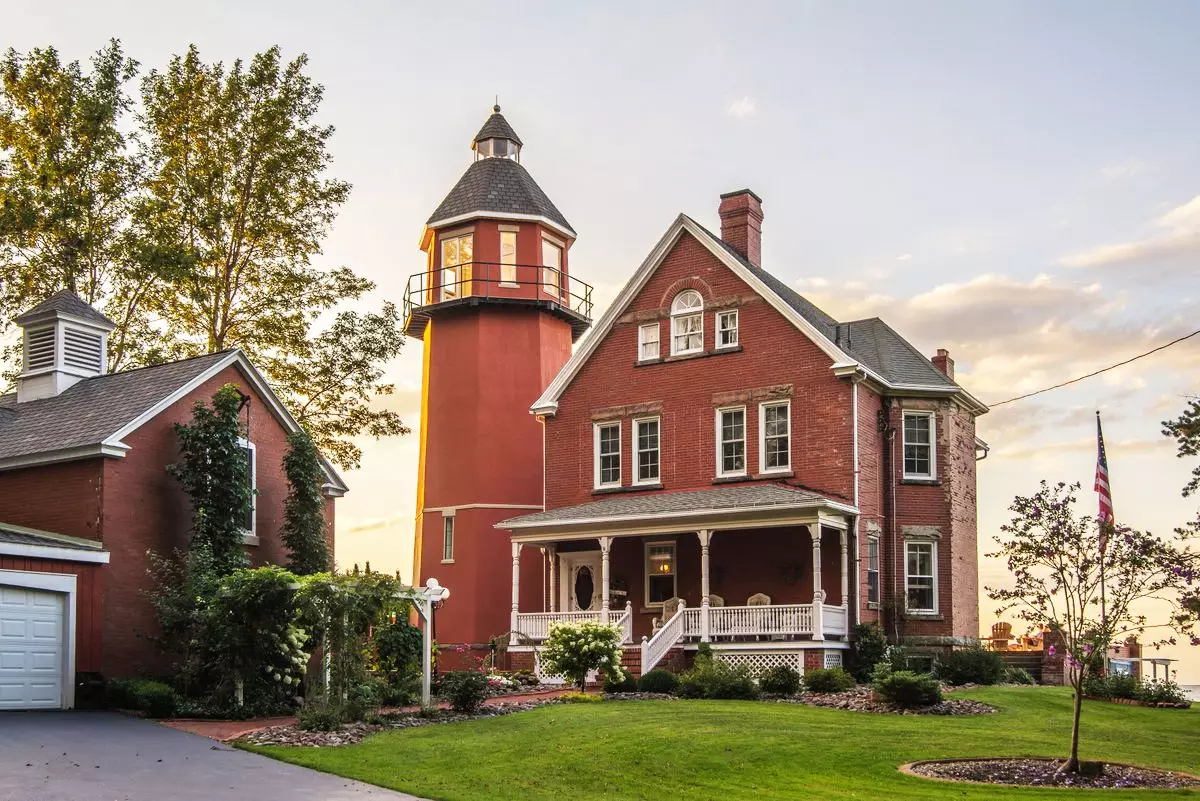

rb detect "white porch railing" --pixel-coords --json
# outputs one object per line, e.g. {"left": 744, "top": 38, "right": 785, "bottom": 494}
{"left": 684, "top": 604, "right": 817, "bottom": 639}
{"left": 822, "top": 604, "right": 848, "bottom": 637}
{"left": 514, "top": 603, "right": 634, "bottom": 643}
{"left": 641, "top": 601, "right": 687, "bottom": 672}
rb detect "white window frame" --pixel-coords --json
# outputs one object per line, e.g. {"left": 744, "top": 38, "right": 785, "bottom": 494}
{"left": 715, "top": 405, "right": 748, "bottom": 478}
{"left": 239, "top": 438, "right": 258, "bottom": 545}
{"left": 904, "top": 540, "right": 938, "bottom": 614}
{"left": 638, "top": 323, "right": 660, "bottom": 362}
{"left": 716, "top": 309, "right": 739, "bottom": 350}
{"left": 902, "top": 411, "right": 936, "bottom": 480}
{"left": 643, "top": 539, "right": 677, "bottom": 608}
{"left": 441, "top": 513, "right": 455, "bottom": 563}
{"left": 440, "top": 232, "right": 473, "bottom": 301}
{"left": 499, "top": 229, "right": 518, "bottom": 285}
{"left": 541, "top": 237, "right": 563, "bottom": 298}
{"left": 670, "top": 290, "right": 704, "bottom": 356}
{"left": 633, "top": 416, "right": 661, "bottom": 486}
{"left": 867, "top": 535, "right": 880, "bottom": 605}
{"left": 593, "top": 421, "right": 622, "bottom": 489}
{"left": 758, "top": 400, "right": 791, "bottom": 474}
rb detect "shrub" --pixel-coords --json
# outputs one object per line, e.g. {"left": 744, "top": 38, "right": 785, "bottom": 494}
{"left": 559, "top": 691, "right": 603, "bottom": 703}
{"left": 1137, "top": 679, "right": 1189, "bottom": 705}
{"left": 1003, "top": 665, "right": 1037, "bottom": 685}
{"left": 603, "top": 672, "right": 638, "bottom": 693}
{"left": 849, "top": 624, "right": 889, "bottom": 682}
{"left": 678, "top": 658, "right": 759, "bottom": 700}
{"left": 871, "top": 667, "right": 942, "bottom": 708}
{"left": 298, "top": 703, "right": 340, "bottom": 732}
{"left": 1083, "top": 671, "right": 1140, "bottom": 700}
{"left": 106, "top": 678, "right": 178, "bottom": 718}
{"left": 538, "top": 621, "right": 625, "bottom": 691}
{"left": 802, "top": 667, "right": 855, "bottom": 694}
{"left": 933, "top": 645, "right": 1006, "bottom": 686}
{"left": 439, "top": 671, "right": 489, "bottom": 714}
{"left": 512, "top": 669, "right": 539, "bottom": 687}
{"left": 759, "top": 665, "right": 802, "bottom": 696}
{"left": 636, "top": 669, "right": 680, "bottom": 695}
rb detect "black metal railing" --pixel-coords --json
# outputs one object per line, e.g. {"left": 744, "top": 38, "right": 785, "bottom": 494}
{"left": 402, "top": 262, "right": 594, "bottom": 325}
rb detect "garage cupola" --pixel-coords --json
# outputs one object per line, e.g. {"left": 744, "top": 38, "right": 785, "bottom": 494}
{"left": 14, "top": 291, "right": 116, "bottom": 403}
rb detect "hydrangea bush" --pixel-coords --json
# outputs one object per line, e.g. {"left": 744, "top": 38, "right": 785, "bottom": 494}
{"left": 538, "top": 620, "right": 625, "bottom": 692}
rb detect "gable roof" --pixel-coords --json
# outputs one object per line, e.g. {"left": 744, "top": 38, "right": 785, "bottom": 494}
{"left": 531, "top": 214, "right": 985, "bottom": 416}
{"left": 0, "top": 350, "right": 349, "bottom": 494}
{"left": 15, "top": 289, "right": 116, "bottom": 330}
{"left": 426, "top": 156, "right": 575, "bottom": 238}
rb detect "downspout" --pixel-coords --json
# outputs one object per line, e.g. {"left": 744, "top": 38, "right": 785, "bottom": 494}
{"left": 851, "top": 380, "right": 861, "bottom": 628}
{"left": 880, "top": 397, "right": 900, "bottom": 642}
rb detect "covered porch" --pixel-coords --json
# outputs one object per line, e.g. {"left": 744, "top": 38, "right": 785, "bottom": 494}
{"left": 499, "top": 484, "right": 857, "bottom": 673}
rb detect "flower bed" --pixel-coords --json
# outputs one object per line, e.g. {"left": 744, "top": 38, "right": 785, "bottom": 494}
{"left": 1084, "top": 695, "right": 1191, "bottom": 709}
{"left": 904, "top": 758, "right": 1200, "bottom": 789}
{"left": 780, "top": 685, "right": 995, "bottom": 716}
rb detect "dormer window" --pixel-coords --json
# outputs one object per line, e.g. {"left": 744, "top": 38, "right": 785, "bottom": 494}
{"left": 474, "top": 137, "right": 520, "bottom": 161}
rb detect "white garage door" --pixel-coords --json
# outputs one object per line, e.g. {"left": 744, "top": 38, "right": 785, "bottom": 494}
{"left": 0, "top": 586, "right": 64, "bottom": 709}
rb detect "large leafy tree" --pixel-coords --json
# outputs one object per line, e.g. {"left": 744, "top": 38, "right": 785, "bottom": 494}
{"left": 0, "top": 42, "right": 405, "bottom": 469}
{"left": 986, "top": 481, "right": 1198, "bottom": 774}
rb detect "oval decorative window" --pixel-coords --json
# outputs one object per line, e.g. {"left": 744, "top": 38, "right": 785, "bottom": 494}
{"left": 574, "top": 565, "right": 595, "bottom": 611}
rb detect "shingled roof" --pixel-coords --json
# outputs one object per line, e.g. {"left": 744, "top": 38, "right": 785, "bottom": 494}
{"left": 15, "top": 290, "right": 116, "bottom": 329}
{"left": 472, "top": 106, "right": 523, "bottom": 147}
{"left": 427, "top": 156, "right": 575, "bottom": 235}
{"left": 0, "top": 522, "right": 107, "bottom": 553}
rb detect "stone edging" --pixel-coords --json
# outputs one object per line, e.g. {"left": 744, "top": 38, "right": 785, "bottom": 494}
{"left": 1083, "top": 695, "right": 1192, "bottom": 709}
{"left": 898, "top": 758, "right": 1200, "bottom": 788}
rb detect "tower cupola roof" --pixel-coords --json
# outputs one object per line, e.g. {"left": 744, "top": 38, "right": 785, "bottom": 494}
{"left": 472, "top": 104, "right": 523, "bottom": 149}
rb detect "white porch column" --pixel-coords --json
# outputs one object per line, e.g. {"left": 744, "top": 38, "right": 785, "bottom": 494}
{"left": 546, "top": 545, "right": 557, "bottom": 613}
{"left": 839, "top": 529, "right": 849, "bottom": 614}
{"left": 599, "top": 536, "right": 612, "bottom": 624}
{"left": 698, "top": 529, "right": 713, "bottom": 643}
{"left": 509, "top": 542, "right": 523, "bottom": 645}
{"left": 811, "top": 527, "right": 825, "bottom": 641}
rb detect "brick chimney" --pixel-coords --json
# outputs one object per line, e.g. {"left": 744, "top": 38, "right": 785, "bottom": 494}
{"left": 932, "top": 348, "right": 954, "bottom": 380}
{"left": 718, "top": 189, "right": 763, "bottom": 267}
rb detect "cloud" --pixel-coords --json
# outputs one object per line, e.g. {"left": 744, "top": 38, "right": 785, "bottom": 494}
{"left": 1059, "top": 195, "right": 1200, "bottom": 272}
{"left": 1099, "top": 159, "right": 1151, "bottom": 182}
{"left": 726, "top": 97, "right": 756, "bottom": 118}
{"left": 994, "top": 436, "right": 1171, "bottom": 461}
{"left": 896, "top": 253, "right": 912, "bottom": 262}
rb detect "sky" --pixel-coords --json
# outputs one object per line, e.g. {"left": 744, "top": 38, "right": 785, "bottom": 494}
{"left": 7, "top": 1, "right": 1200, "bottom": 681}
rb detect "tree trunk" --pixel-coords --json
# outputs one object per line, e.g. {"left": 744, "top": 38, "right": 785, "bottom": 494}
{"left": 1059, "top": 678, "right": 1084, "bottom": 774}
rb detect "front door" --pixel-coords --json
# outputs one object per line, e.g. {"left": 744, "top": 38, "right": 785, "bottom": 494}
{"left": 559, "top": 551, "right": 602, "bottom": 612}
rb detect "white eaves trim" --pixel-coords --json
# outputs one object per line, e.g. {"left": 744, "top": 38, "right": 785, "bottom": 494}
{"left": 0, "top": 541, "right": 110, "bottom": 564}
{"left": 497, "top": 496, "right": 860, "bottom": 531}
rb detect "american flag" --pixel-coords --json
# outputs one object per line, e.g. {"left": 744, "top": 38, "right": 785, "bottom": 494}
{"left": 1095, "top": 412, "right": 1114, "bottom": 552}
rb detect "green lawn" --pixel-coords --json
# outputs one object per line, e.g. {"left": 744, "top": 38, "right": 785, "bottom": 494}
{"left": 245, "top": 688, "right": 1199, "bottom": 800}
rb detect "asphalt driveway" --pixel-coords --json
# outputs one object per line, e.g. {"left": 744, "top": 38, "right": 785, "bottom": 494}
{"left": 0, "top": 711, "right": 425, "bottom": 801}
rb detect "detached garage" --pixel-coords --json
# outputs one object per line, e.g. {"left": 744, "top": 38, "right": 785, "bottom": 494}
{"left": 0, "top": 524, "right": 108, "bottom": 710}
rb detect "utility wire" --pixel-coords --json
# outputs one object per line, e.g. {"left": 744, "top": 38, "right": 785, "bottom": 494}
{"left": 988, "top": 328, "right": 1200, "bottom": 407}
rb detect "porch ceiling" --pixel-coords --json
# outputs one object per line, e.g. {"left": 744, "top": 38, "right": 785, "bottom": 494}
{"left": 497, "top": 483, "right": 856, "bottom": 542}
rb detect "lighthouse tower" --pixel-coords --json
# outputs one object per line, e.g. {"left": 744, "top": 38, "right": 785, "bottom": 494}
{"left": 404, "top": 106, "right": 592, "bottom": 666}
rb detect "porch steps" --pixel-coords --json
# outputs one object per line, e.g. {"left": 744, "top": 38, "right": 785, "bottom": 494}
{"left": 998, "top": 652, "right": 1043, "bottom": 684}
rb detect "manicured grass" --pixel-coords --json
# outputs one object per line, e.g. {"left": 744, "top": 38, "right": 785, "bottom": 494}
{"left": 245, "top": 688, "right": 1199, "bottom": 800}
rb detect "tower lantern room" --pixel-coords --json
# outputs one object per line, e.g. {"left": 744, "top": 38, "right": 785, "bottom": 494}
{"left": 404, "top": 105, "right": 593, "bottom": 666}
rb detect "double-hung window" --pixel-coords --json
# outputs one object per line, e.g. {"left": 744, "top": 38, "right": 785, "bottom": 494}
{"left": 440, "top": 233, "right": 472, "bottom": 300}
{"left": 717, "top": 309, "right": 739, "bottom": 349}
{"left": 716, "top": 407, "right": 747, "bottom": 477}
{"left": 759, "top": 400, "right": 790, "bottom": 473}
{"left": 867, "top": 536, "right": 880, "bottom": 604}
{"left": 903, "top": 411, "right": 935, "bottom": 479}
{"left": 638, "top": 323, "right": 660, "bottom": 361}
{"left": 634, "top": 417, "right": 660, "bottom": 485}
{"left": 542, "top": 238, "right": 562, "bottom": 297}
{"left": 500, "top": 229, "right": 517, "bottom": 284}
{"left": 594, "top": 421, "right": 621, "bottom": 488}
{"left": 442, "top": 515, "right": 455, "bottom": 562}
{"left": 905, "top": 541, "right": 937, "bottom": 613}
{"left": 670, "top": 290, "right": 703, "bottom": 355}
{"left": 645, "top": 541, "right": 676, "bottom": 605}
{"left": 239, "top": 439, "right": 257, "bottom": 541}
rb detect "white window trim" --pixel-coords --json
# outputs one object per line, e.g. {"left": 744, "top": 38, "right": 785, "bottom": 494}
{"left": 866, "top": 535, "right": 880, "bottom": 605}
{"left": 0, "top": 568, "right": 77, "bottom": 709}
{"left": 716, "top": 309, "right": 739, "bottom": 350}
{"left": 541, "top": 237, "right": 562, "bottom": 298}
{"left": 499, "top": 230, "right": 518, "bottom": 287}
{"left": 633, "top": 416, "right": 661, "bottom": 486}
{"left": 670, "top": 291, "right": 704, "bottom": 356}
{"left": 239, "top": 438, "right": 258, "bottom": 545}
{"left": 643, "top": 539, "right": 677, "bottom": 609}
{"left": 715, "top": 405, "right": 748, "bottom": 478}
{"left": 902, "top": 410, "right": 937, "bottom": 480}
{"left": 758, "top": 400, "right": 791, "bottom": 474}
{"left": 637, "top": 323, "right": 660, "bottom": 362}
{"left": 441, "top": 512, "right": 455, "bottom": 564}
{"left": 593, "top": 421, "right": 622, "bottom": 489}
{"left": 903, "top": 540, "right": 939, "bottom": 615}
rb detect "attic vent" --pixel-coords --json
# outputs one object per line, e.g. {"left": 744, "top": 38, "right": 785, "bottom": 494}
{"left": 63, "top": 327, "right": 103, "bottom": 372}
{"left": 25, "top": 327, "right": 55, "bottom": 371}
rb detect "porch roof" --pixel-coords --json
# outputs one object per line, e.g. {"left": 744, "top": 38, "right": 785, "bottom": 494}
{"left": 498, "top": 483, "right": 856, "bottom": 538}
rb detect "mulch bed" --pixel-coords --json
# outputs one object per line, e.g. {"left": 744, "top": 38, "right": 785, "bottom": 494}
{"left": 905, "top": 758, "right": 1200, "bottom": 789}
{"left": 774, "top": 685, "right": 996, "bottom": 716}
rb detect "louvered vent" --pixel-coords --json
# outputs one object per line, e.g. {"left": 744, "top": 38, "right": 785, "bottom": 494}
{"left": 24, "top": 327, "right": 56, "bottom": 371}
{"left": 63, "top": 327, "right": 103, "bottom": 372}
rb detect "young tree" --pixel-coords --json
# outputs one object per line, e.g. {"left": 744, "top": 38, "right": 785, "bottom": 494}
{"left": 538, "top": 620, "right": 626, "bottom": 692}
{"left": 281, "top": 429, "right": 332, "bottom": 575}
{"left": 986, "top": 481, "right": 1198, "bottom": 774}
{"left": 168, "top": 383, "right": 253, "bottom": 575}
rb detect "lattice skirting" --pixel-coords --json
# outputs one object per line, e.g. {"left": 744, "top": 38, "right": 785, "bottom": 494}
{"left": 716, "top": 650, "right": 804, "bottom": 677}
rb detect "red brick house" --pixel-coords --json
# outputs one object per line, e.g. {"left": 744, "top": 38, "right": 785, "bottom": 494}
{"left": 0, "top": 292, "right": 347, "bottom": 709}
{"left": 498, "top": 191, "right": 989, "bottom": 677}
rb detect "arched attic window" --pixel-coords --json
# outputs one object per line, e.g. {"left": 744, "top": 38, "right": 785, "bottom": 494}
{"left": 670, "top": 290, "right": 704, "bottom": 355}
